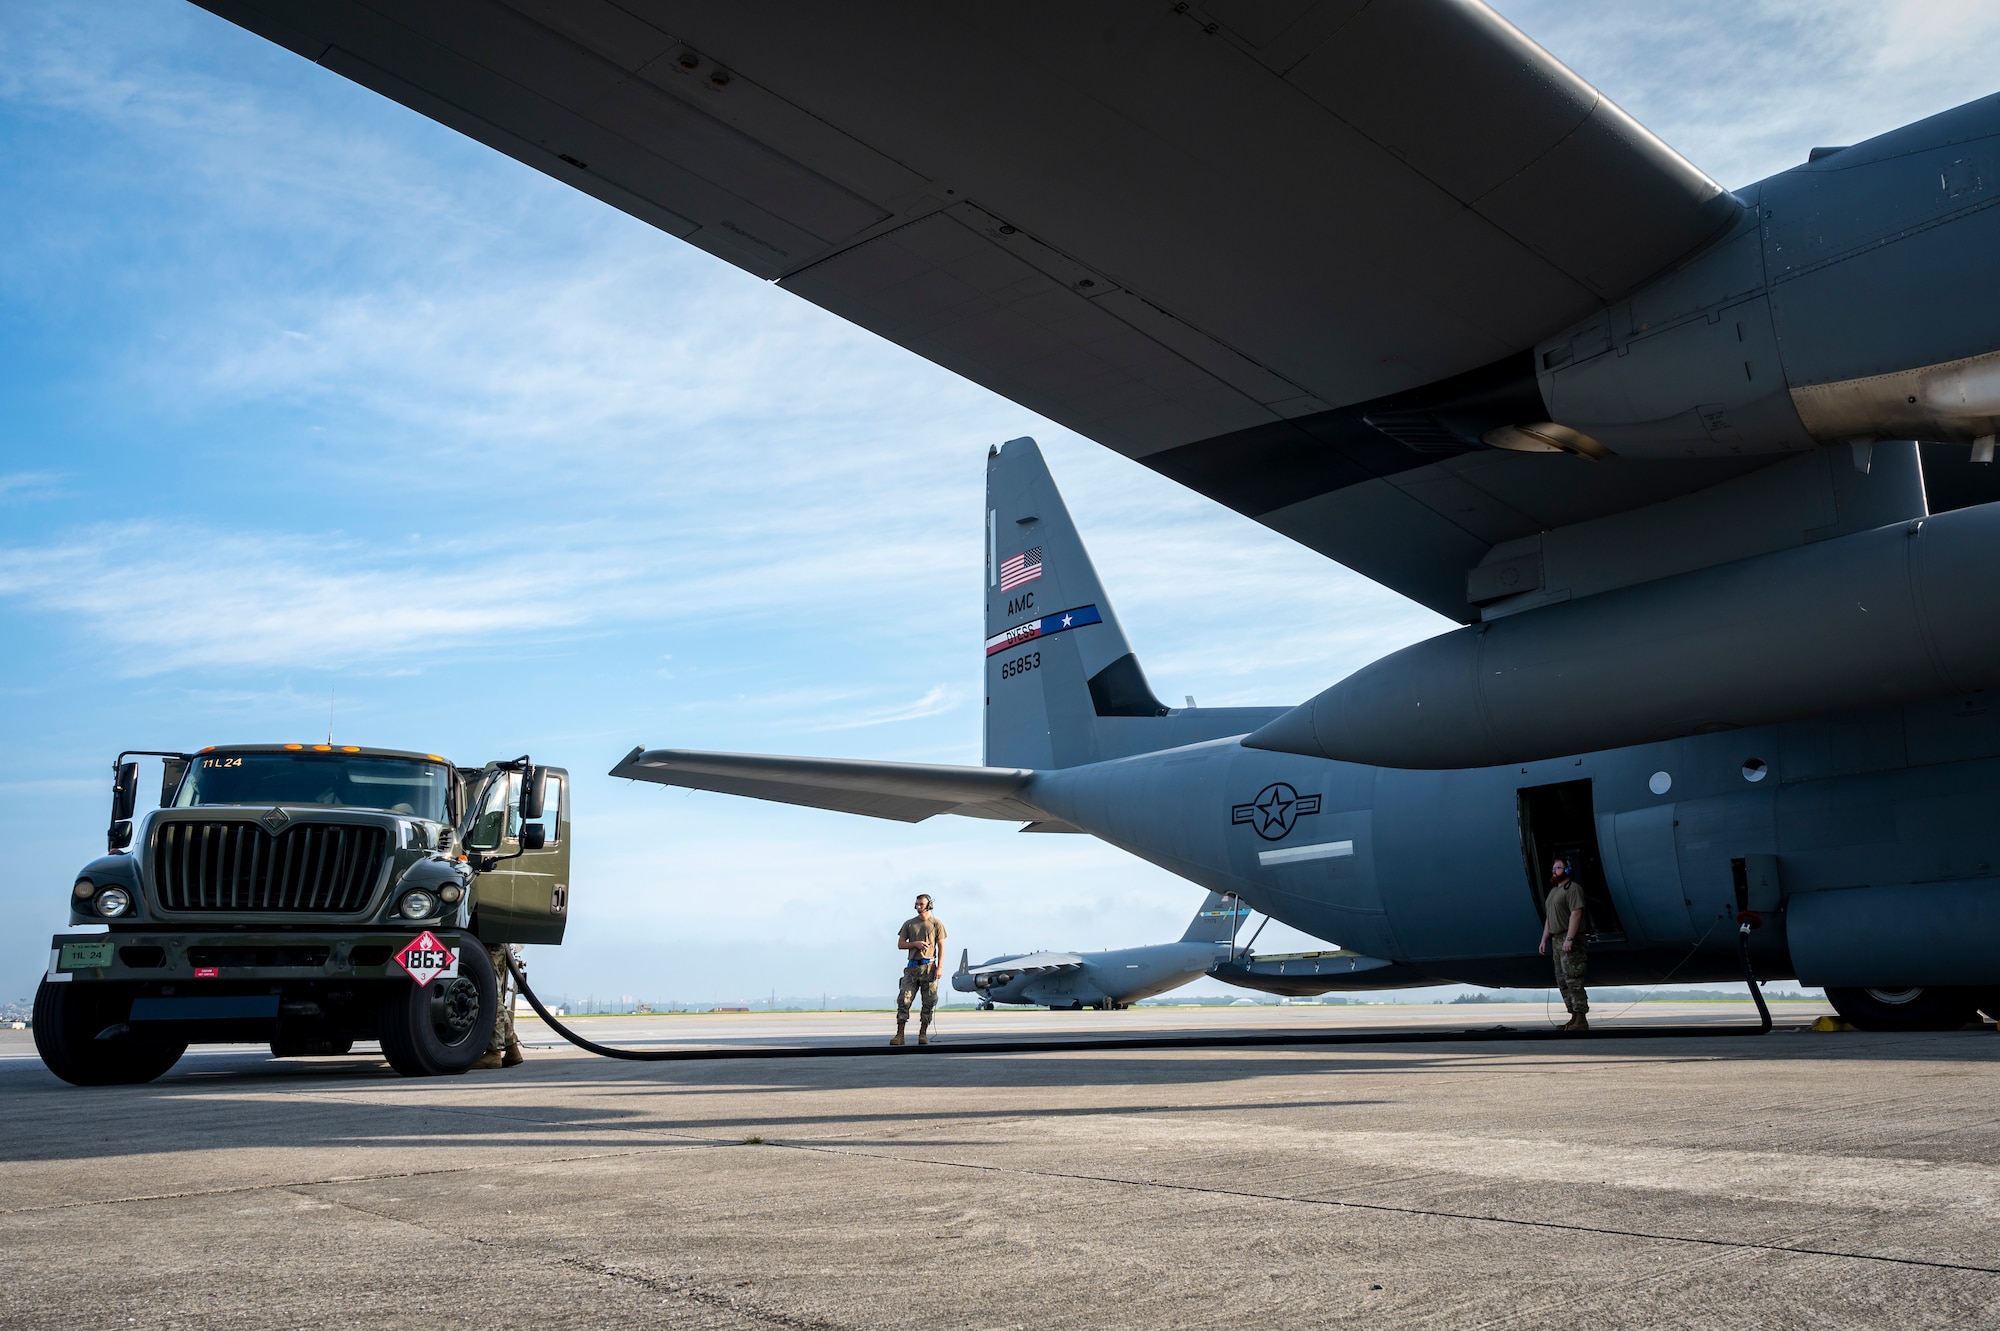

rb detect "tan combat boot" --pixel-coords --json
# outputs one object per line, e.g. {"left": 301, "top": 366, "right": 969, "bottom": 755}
{"left": 474, "top": 1048, "right": 505, "bottom": 1070}
{"left": 889, "top": 1020, "right": 906, "bottom": 1047}
{"left": 1563, "top": 1013, "right": 1589, "bottom": 1032}
{"left": 502, "top": 1036, "right": 525, "bottom": 1067}
{"left": 918, "top": 1016, "right": 932, "bottom": 1045}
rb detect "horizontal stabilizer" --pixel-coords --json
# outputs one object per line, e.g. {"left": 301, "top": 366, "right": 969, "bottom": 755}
{"left": 611, "top": 747, "right": 1039, "bottom": 824}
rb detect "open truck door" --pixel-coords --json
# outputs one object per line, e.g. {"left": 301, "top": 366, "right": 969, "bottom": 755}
{"left": 462, "top": 762, "right": 571, "bottom": 946}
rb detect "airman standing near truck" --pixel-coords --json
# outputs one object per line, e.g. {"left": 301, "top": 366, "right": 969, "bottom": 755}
{"left": 893, "top": 894, "right": 947, "bottom": 1046}
{"left": 477, "top": 943, "right": 526, "bottom": 1069}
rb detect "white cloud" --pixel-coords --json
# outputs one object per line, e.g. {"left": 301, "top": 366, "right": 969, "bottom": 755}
{"left": 1495, "top": 0, "right": 2000, "bottom": 189}
{"left": 0, "top": 471, "right": 63, "bottom": 501}
{"left": 0, "top": 524, "right": 596, "bottom": 670}
{"left": 0, "top": 515, "right": 976, "bottom": 674}
{"left": 811, "top": 685, "right": 965, "bottom": 731}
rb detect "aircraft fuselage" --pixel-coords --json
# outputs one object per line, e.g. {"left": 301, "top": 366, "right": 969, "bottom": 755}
{"left": 1028, "top": 692, "right": 2000, "bottom": 992}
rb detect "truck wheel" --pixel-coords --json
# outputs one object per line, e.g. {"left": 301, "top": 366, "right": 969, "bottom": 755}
{"left": 32, "top": 980, "right": 187, "bottom": 1087}
{"left": 270, "top": 1038, "right": 356, "bottom": 1058}
{"left": 1824, "top": 985, "right": 1980, "bottom": 1031}
{"left": 376, "top": 938, "right": 496, "bottom": 1076}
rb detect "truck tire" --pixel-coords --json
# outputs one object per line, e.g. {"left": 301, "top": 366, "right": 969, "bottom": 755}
{"left": 270, "top": 1038, "right": 356, "bottom": 1058}
{"left": 32, "top": 979, "right": 187, "bottom": 1087}
{"left": 376, "top": 937, "right": 497, "bottom": 1076}
{"left": 1824, "top": 985, "right": 1980, "bottom": 1031}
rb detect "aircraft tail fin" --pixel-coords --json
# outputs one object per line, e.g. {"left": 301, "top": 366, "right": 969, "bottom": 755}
{"left": 984, "top": 437, "right": 1169, "bottom": 769}
{"left": 957, "top": 947, "right": 970, "bottom": 976}
{"left": 1181, "top": 891, "right": 1254, "bottom": 944}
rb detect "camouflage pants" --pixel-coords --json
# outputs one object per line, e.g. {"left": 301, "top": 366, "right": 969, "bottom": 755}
{"left": 1552, "top": 945, "right": 1589, "bottom": 1015}
{"left": 896, "top": 966, "right": 939, "bottom": 1022}
{"left": 488, "top": 944, "right": 521, "bottom": 1053}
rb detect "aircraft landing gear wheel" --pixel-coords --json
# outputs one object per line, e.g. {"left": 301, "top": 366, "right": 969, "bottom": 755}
{"left": 1824, "top": 985, "right": 1980, "bottom": 1031}
{"left": 32, "top": 980, "right": 187, "bottom": 1087}
{"left": 270, "top": 1038, "right": 356, "bottom": 1058}
{"left": 376, "top": 938, "right": 496, "bottom": 1076}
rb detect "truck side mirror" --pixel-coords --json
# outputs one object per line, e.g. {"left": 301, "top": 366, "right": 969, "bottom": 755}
{"left": 520, "top": 766, "right": 547, "bottom": 821}
{"left": 160, "top": 756, "right": 189, "bottom": 807}
{"left": 112, "top": 761, "right": 139, "bottom": 822}
{"left": 108, "top": 820, "right": 133, "bottom": 853}
{"left": 520, "top": 823, "right": 547, "bottom": 851}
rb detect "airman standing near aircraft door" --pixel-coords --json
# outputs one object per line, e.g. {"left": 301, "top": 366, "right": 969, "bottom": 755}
{"left": 1539, "top": 859, "right": 1589, "bottom": 1032}
{"left": 893, "top": 895, "right": 947, "bottom": 1046}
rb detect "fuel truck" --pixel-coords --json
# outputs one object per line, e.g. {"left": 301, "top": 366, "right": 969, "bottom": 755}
{"left": 34, "top": 744, "right": 570, "bottom": 1084}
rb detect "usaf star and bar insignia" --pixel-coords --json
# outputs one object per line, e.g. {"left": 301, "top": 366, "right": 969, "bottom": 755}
{"left": 1231, "top": 782, "right": 1322, "bottom": 841}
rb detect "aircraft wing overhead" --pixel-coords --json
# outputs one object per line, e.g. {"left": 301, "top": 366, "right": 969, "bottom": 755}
{"left": 200, "top": 1, "right": 1745, "bottom": 619}
{"left": 611, "top": 747, "right": 1039, "bottom": 823}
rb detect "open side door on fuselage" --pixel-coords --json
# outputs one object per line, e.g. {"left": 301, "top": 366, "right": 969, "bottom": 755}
{"left": 1517, "top": 779, "right": 1625, "bottom": 944}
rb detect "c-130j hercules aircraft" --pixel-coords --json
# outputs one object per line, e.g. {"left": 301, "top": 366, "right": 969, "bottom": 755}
{"left": 206, "top": 1, "right": 2000, "bottom": 1029}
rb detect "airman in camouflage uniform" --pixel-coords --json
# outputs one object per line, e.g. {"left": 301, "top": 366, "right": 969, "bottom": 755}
{"left": 1539, "top": 858, "right": 1589, "bottom": 1031}
{"left": 892, "top": 894, "right": 947, "bottom": 1046}
{"left": 475, "top": 942, "right": 525, "bottom": 1069}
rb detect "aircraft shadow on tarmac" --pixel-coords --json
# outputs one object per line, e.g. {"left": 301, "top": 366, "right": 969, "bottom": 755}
{"left": 4, "top": 1031, "right": 1986, "bottom": 1167}
{"left": 0, "top": 1053, "right": 1395, "bottom": 1163}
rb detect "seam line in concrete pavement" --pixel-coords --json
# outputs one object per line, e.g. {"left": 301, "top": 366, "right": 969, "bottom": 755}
{"left": 783, "top": 1144, "right": 2000, "bottom": 1278}
{"left": 0, "top": 1144, "right": 728, "bottom": 1216}
{"left": 302, "top": 1187, "right": 842, "bottom": 1331}
{"left": 220, "top": 1084, "right": 741, "bottom": 1139}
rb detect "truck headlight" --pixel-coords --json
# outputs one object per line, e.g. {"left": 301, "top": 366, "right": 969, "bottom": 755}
{"left": 397, "top": 889, "right": 439, "bottom": 919}
{"left": 73, "top": 879, "right": 96, "bottom": 901}
{"left": 438, "top": 883, "right": 463, "bottom": 904}
{"left": 94, "top": 887, "right": 132, "bottom": 918}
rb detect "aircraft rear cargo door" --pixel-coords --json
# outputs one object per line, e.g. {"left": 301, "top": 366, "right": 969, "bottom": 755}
{"left": 1603, "top": 804, "right": 1696, "bottom": 948}
{"left": 1518, "top": 780, "right": 1625, "bottom": 943}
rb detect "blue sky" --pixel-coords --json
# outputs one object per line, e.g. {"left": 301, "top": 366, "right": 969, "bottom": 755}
{"left": 4, "top": 2, "right": 1997, "bottom": 1006}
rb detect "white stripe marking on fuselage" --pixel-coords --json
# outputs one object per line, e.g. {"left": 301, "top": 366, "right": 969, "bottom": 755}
{"left": 1258, "top": 839, "right": 1354, "bottom": 866}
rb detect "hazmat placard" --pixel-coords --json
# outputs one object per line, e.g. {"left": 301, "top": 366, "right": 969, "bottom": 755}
{"left": 393, "top": 931, "right": 457, "bottom": 988}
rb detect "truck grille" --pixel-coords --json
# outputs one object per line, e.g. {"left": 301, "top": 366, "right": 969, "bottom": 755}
{"left": 152, "top": 820, "right": 387, "bottom": 913}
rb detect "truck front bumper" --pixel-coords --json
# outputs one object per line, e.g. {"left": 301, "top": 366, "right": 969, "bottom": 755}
{"left": 46, "top": 929, "right": 469, "bottom": 986}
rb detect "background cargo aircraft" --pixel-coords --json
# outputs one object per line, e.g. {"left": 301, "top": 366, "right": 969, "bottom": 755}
{"left": 953, "top": 890, "right": 1418, "bottom": 1008}
{"left": 202, "top": 1, "right": 2000, "bottom": 1028}
{"left": 954, "top": 890, "right": 1261, "bottom": 1009}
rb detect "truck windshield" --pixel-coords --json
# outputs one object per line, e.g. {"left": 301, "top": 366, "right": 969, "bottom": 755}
{"left": 176, "top": 753, "right": 450, "bottom": 821}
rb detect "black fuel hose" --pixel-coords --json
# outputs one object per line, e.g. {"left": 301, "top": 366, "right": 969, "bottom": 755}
{"left": 505, "top": 957, "right": 1772, "bottom": 1062}
{"left": 507, "top": 956, "right": 708, "bottom": 1060}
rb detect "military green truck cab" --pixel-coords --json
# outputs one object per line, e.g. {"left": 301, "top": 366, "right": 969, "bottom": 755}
{"left": 34, "top": 744, "right": 571, "bottom": 1086}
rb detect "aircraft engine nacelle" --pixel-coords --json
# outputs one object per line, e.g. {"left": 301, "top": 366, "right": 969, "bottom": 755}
{"left": 1246, "top": 501, "right": 2000, "bottom": 770}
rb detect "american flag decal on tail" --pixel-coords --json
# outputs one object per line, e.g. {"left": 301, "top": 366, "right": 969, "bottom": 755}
{"left": 999, "top": 547, "right": 1043, "bottom": 592}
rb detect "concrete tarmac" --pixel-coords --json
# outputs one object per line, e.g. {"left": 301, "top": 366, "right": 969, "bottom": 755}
{"left": 4, "top": 1001, "right": 1998, "bottom": 1330}
{"left": 499, "top": 997, "right": 1790, "bottom": 1050}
